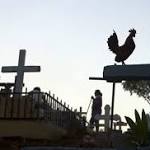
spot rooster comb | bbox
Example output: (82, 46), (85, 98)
(129, 28), (136, 34)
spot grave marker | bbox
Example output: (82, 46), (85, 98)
(1, 49), (40, 93)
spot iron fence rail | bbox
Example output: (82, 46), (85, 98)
(0, 92), (86, 128)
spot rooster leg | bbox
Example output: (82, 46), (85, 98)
(122, 61), (126, 65)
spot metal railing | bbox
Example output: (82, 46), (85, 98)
(0, 92), (86, 128)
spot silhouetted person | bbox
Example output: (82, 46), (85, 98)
(32, 87), (44, 118)
(0, 84), (12, 98)
(90, 89), (102, 132)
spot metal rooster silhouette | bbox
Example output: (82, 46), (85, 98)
(107, 29), (136, 65)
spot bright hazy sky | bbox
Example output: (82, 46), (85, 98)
(0, 0), (150, 129)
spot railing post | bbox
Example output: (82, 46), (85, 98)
(17, 95), (21, 118)
(104, 105), (110, 132)
(4, 95), (8, 118)
(24, 94), (27, 118)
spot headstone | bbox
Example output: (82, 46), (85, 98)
(97, 105), (126, 132)
(1, 49), (41, 93)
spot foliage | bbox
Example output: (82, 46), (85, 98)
(122, 80), (150, 104)
(125, 109), (150, 146)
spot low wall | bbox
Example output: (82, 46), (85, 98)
(0, 119), (66, 140)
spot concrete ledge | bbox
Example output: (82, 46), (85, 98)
(0, 120), (66, 140)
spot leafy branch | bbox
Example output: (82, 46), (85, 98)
(122, 80), (150, 105)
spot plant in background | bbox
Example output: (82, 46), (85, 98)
(125, 109), (150, 147)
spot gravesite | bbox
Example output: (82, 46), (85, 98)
(0, 1), (150, 150)
(0, 29), (150, 150)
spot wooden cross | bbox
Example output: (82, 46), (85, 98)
(1, 49), (41, 93)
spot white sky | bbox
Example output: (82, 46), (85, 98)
(0, 0), (150, 130)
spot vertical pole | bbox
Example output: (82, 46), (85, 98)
(80, 107), (82, 117)
(86, 97), (92, 114)
(110, 82), (116, 131)
(108, 82), (116, 147)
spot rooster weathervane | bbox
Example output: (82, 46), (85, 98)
(107, 29), (136, 65)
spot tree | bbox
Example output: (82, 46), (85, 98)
(122, 80), (150, 105)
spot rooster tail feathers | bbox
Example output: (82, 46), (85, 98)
(107, 31), (119, 53)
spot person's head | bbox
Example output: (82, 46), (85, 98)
(33, 87), (41, 92)
(94, 89), (102, 96)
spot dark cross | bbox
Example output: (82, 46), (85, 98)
(1, 49), (41, 93)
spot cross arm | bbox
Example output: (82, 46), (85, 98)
(1, 66), (41, 73)
(23, 66), (41, 72)
(2, 66), (17, 72)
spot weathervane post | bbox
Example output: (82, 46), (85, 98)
(110, 82), (116, 132)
